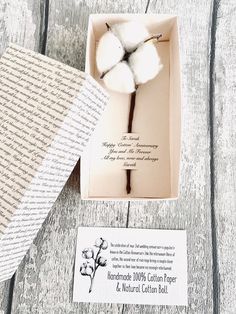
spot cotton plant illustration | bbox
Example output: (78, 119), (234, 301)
(96, 21), (163, 194)
(80, 237), (108, 293)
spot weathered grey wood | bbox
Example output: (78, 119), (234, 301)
(3, 0), (234, 313)
(123, 1), (215, 313)
(0, 281), (11, 314)
(214, 0), (236, 313)
(0, 0), (44, 54)
(11, 1), (148, 313)
(0, 0), (43, 312)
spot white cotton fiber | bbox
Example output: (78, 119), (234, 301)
(96, 31), (124, 73)
(103, 62), (135, 94)
(111, 21), (150, 53)
(96, 21), (163, 93)
(128, 42), (163, 85)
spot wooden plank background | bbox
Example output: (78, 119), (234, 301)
(214, 0), (236, 312)
(0, 0), (235, 313)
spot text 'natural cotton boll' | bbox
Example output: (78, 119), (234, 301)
(111, 21), (150, 53)
(128, 42), (163, 85)
(96, 31), (124, 73)
(103, 62), (135, 94)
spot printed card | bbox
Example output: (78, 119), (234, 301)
(0, 44), (107, 282)
(73, 227), (188, 306)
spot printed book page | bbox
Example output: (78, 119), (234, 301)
(0, 44), (107, 282)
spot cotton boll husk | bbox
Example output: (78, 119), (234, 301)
(129, 42), (163, 85)
(96, 31), (124, 73)
(111, 21), (150, 53)
(103, 61), (135, 94)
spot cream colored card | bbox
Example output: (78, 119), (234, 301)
(73, 227), (188, 306)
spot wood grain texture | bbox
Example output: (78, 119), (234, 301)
(0, 0), (42, 312)
(214, 0), (236, 313)
(0, 0), (44, 54)
(10, 1), (149, 313)
(124, 1), (215, 313)
(1, 0), (235, 313)
(0, 281), (11, 314)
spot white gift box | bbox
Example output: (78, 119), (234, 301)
(81, 14), (181, 200)
(0, 44), (108, 282)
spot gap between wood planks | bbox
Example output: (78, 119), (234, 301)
(5, 0), (221, 313)
(39, 0), (49, 55)
(209, 0), (221, 313)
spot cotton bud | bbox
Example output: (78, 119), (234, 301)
(80, 262), (94, 276)
(101, 240), (108, 250)
(111, 21), (150, 53)
(128, 42), (163, 85)
(95, 237), (108, 249)
(82, 248), (94, 259)
(85, 265), (94, 275)
(96, 31), (124, 73)
(103, 62), (135, 94)
(95, 238), (103, 247)
(97, 256), (107, 267)
(80, 266), (87, 276)
(96, 21), (162, 94)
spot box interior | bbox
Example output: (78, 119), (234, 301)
(82, 14), (181, 199)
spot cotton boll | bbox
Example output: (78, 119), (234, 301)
(103, 62), (135, 94)
(129, 42), (163, 85)
(111, 21), (150, 53)
(96, 31), (125, 73)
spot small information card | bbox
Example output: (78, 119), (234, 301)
(73, 227), (187, 306)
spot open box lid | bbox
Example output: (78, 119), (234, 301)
(0, 44), (108, 282)
(82, 14), (181, 200)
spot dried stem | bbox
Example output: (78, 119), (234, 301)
(125, 34), (162, 194)
(126, 170), (131, 194)
(144, 33), (162, 43)
(128, 91), (136, 133)
(126, 90), (136, 194)
(89, 240), (104, 293)
(89, 275), (94, 293)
